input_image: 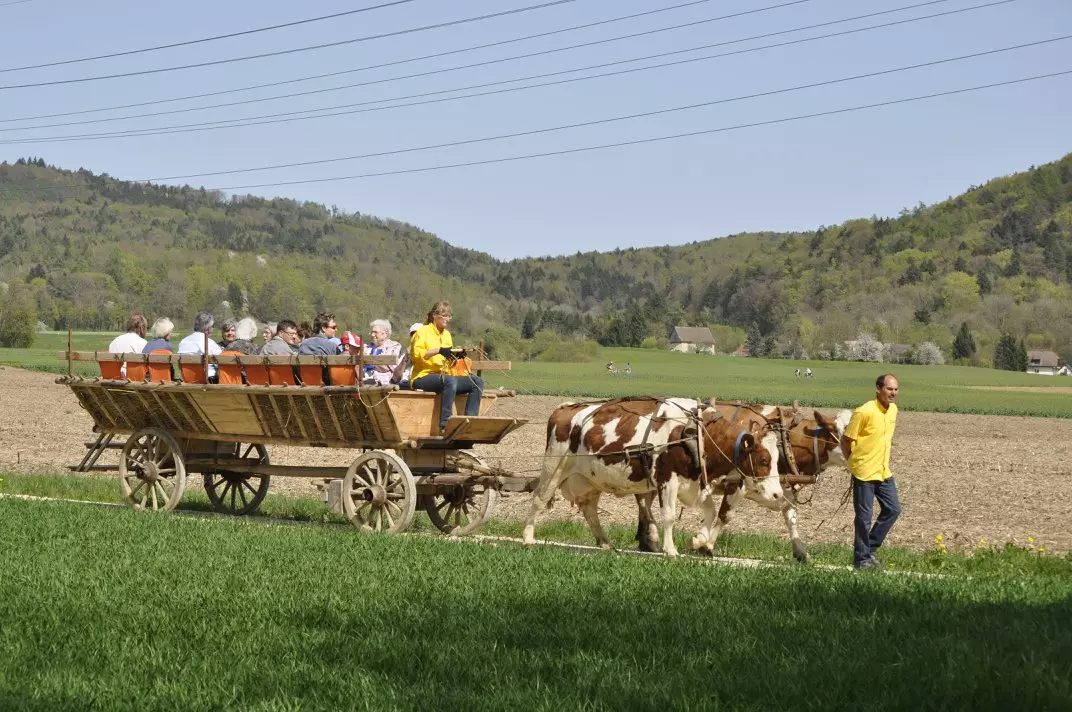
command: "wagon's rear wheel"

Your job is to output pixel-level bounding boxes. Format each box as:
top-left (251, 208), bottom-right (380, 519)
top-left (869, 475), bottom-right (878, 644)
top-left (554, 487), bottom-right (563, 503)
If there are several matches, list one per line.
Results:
top-left (342, 450), bottom-right (416, 533)
top-left (203, 444), bottom-right (270, 516)
top-left (424, 485), bottom-right (499, 536)
top-left (119, 428), bottom-right (186, 512)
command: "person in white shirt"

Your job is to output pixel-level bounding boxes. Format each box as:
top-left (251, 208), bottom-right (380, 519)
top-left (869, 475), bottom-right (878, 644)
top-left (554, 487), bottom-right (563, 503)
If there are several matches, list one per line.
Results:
top-left (177, 311), bottom-right (223, 381)
top-left (108, 313), bottom-right (148, 378)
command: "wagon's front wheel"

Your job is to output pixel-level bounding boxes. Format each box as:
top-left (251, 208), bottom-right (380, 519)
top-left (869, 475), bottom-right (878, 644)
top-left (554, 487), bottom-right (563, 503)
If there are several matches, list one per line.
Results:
top-left (424, 485), bottom-right (499, 536)
top-left (203, 443), bottom-right (270, 516)
top-left (119, 428), bottom-right (186, 512)
top-left (342, 450), bottom-right (416, 533)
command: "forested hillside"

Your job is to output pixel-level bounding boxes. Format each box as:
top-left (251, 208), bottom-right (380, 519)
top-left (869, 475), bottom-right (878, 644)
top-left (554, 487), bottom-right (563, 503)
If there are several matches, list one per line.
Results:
top-left (2, 153), bottom-right (1071, 362)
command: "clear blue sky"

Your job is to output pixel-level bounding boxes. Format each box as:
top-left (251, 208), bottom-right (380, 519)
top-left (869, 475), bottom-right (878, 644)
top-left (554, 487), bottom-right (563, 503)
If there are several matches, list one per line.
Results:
top-left (1, 0), bottom-right (1070, 259)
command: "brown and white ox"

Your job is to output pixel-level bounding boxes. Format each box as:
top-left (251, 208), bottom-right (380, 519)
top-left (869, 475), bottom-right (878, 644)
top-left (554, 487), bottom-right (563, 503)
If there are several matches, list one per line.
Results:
top-left (521, 397), bottom-right (785, 557)
top-left (634, 402), bottom-right (851, 562)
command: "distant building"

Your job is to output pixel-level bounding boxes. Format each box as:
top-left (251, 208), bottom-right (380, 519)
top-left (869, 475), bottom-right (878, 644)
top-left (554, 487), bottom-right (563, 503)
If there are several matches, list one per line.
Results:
top-left (668, 326), bottom-right (716, 354)
top-left (1027, 350), bottom-right (1061, 375)
top-left (885, 344), bottom-right (912, 363)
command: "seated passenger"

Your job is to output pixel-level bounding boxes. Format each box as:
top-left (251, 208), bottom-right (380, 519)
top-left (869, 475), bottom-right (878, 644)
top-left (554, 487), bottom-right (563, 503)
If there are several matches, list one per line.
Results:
top-left (218, 320), bottom-right (237, 350)
top-left (142, 317), bottom-right (175, 353)
top-left (391, 322), bottom-right (423, 388)
top-left (224, 317), bottom-right (260, 355)
top-left (297, 312), bottom-right (342, 356)
top-left (109, 313), bottom-right (147, 377)
top-left (410, 301), bottom-right (484, 435)
top-left (363, 319), bottom-right (402, 386)
top-left (261, 322), bottom-right (277, 346)
top-left (177, 311), bottom-right (224, 381)
top-left (261, 319), bottom-right (300, 355)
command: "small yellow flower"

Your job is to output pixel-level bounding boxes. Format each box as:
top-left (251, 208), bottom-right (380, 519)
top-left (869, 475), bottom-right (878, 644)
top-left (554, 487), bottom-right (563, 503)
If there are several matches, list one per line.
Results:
top-left (935, 534), bottom-right (944, 542)
top-left (1038, 547), bottom-right (1045, 554)
top-left (1028, 537), bottom-right (1035, 545)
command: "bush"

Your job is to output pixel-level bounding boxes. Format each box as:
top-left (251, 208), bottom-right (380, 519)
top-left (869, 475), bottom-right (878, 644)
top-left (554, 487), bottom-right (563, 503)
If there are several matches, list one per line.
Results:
top-left (847, 333), bottom-right (885, 362)
top-left (911, 341), bottom-right (945, 365)
top-left (481, 326), bottom-right (524, 360)
top-left (640, 336), bottom-right (668, 349)
top-left (535, 339), bottom-right (601, 363)
top-left (0, 285), bottom-right (38, 348)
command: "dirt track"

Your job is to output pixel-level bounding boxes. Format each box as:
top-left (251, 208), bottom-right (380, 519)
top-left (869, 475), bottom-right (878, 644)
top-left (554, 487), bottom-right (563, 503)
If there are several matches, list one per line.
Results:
top-left (2, 366), bottom-right (1070, 554)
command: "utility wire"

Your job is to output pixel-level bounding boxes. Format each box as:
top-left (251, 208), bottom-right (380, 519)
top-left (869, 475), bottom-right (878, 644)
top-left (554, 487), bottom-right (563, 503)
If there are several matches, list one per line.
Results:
top-left (0, 0), bottom-right (584, 90)
top-left (0, 0), bottom-right (1018, 144)
top-left (0, 0), bottom-right (739, 122)
top-left (137, 36), bottom-right (1071, 183)
top-left (0, 1), bottom-right (416, 74)
top-left (0, 0), bottom-right (812, 125)
top-left (0, 0), bottom-right (967, 132)
top-left (204, 70), bottom-right (1072, 192)
top-left (0, 0), bottom-right (35, 7)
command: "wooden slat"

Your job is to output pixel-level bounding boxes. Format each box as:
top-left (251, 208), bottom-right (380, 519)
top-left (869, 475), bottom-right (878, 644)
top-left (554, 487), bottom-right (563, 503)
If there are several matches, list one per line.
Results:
top-left (59, 351), bottom-right (397, 366)
top-left (440, 416), bottom-right (527, 444)
top-left (322, 395), bottom-right (346, 440)
top-left (285, 395), bottom-right (310, 439)
top-left (191, 392), bottom-right (264, 436)
top-left (146, 389), bottom-right (186, 432)
top-left (266, 394), bottom-right (288, 437)
top-left (465, 360), bottom-right (511, 370)
top-left (303, 393), bottom-right (328, 441)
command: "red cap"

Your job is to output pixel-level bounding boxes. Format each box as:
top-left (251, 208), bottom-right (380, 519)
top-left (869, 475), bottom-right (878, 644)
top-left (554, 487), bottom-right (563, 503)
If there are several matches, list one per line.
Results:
top-left (340, 331), bottom-right (362, 348)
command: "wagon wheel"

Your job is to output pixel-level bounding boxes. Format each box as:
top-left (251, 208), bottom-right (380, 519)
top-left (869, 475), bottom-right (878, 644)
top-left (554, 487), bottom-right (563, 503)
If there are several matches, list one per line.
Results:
top-left (424, 485), bottom-right (499, 536)
top-left (342, 450), bottom-right (416, 534)
top-left (119, 428), bottom-right (187, 512)
top-left (203, 444), bottom-right (271, 516)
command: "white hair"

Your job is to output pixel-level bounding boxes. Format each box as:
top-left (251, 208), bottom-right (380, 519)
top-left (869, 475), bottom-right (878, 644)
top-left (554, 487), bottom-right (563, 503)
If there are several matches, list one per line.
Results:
top-left (235, 316), bottom-right (258, 341)
top-left (370, 319), bottom-right (392, 338)
top-left (150, 317), bottom-right (174, 339)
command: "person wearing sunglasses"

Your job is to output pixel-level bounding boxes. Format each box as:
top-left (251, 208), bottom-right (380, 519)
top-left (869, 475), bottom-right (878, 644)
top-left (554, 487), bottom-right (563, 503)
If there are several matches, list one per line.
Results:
top-left (297, 312), bottom-right (342, 356)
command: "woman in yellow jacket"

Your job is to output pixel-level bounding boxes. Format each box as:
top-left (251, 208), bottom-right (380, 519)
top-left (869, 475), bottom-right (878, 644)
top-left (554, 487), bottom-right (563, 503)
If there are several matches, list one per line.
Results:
top-left (409, 301), bottom-right (485, 434)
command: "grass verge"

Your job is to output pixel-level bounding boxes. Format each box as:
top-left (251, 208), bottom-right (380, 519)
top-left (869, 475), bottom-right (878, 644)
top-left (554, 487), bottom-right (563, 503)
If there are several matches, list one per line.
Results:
top-left (2, 494), bottom-right (1070, 711)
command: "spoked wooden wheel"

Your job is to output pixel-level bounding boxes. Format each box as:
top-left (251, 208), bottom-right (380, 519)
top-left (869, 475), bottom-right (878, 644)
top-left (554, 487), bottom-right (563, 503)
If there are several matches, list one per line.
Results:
top-left (119, 428), bottom-right (186, 511)
top-left (203, 444), bottom-right (270, 516)
top-left (424, 485), bottom-right (499, 536)
top-left (342, 450), bottom-right (416, 533)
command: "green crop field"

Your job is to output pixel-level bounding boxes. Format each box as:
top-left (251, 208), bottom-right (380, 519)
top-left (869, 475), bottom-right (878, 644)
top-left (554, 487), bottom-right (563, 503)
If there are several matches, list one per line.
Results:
top-left (485, 347), bottom-right (1072, 418)
top-left (1, 488), bottom-right (1070, 711)
top-left (0, 331), bottom-right (118, 377)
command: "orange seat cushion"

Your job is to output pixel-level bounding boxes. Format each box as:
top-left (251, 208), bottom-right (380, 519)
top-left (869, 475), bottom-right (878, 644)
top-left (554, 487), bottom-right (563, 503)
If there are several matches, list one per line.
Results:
top-left (217, 350), bottom-right (245, 385)
top-left (100, 361), bottom-right (123, 379)
top-left (328, 365), bottom-right (356, 386)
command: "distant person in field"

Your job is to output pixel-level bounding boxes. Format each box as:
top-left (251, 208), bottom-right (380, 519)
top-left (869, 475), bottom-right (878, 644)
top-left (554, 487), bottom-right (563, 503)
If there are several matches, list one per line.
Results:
top-left (142, 318), bottom-right (174, 353)
top-left (223, 317), bottom-right (260, 355)
top-left (805, 367), bottom-right (814, 378)
top-left (177, 311), bottom-right (223, 380)
top-left (108, 313), bottom-right (147, 378)
top-left (261, 319), bottom-right (299, 355)
top-left (410, 301), bottom-right (484, 434)
top-left (364, 319), bottom-right (402, 386)
top-left (298, 312), bottom-right (342, 356)
top-left (841, 373), bottom-right (902, 571)
top-left (391, 322), bottom-right (423, 388)
top-left (218, 320), bottom-right (237, 350)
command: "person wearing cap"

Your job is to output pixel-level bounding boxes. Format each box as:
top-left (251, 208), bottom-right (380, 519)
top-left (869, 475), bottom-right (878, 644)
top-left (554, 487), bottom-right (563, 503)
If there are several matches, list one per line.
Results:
top-left (363, 319), bottom-right (402, 386)
top-left (410, 301), bottom-right (484, 435)
top-left (391, 322), bottom-right (424, 387)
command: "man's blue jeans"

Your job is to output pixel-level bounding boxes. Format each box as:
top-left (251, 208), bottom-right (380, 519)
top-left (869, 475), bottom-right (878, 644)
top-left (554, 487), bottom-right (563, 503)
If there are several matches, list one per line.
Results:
top-left (411, 374), bottom-right (485, 432)
top-left (852, 476), bottom-right (901, 567)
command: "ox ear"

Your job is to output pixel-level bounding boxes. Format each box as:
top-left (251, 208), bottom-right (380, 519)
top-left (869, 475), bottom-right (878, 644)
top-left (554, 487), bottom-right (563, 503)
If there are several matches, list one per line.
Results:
top-left (739, 433), bottom-right (756, 453)
top-left (748, 420), bottom-right (762, 434)
top-left (813, 409), bottom-right (833, 430)
top-left (707, 396), bottom-right (719, 408)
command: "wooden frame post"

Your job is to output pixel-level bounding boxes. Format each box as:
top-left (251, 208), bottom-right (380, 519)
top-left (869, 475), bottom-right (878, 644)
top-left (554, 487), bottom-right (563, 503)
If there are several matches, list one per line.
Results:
top-left (67, 328), bottom-right (72, 377)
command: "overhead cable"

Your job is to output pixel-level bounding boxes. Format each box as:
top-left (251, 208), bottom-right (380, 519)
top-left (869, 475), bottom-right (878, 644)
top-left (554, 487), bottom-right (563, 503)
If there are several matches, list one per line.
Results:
top-left (1, 0), bottom-right (970, 131)
top-left (205, 70), bottom-right (1072, 191)
top-left (137, 36), bottom-right (1072, 182)
top-left (0, 0), bottom-right (584, 90)
top-left (0, 0), bottom-right (1020, 144)
top-left (0, 1), bottom-right (417, 74)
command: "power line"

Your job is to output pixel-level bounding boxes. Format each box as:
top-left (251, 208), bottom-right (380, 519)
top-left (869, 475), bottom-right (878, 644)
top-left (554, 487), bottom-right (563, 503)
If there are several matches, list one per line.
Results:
top-left (0, 0), bottom-right (962, 133)
top-left (203, 70), bottom-right (1072, 192)
top-left (0, 1), bottom-right (417, 74)
top-left (0, 0), bottom-right (806, 124)
top-left (0, 0), bottom-right (35, 7)
top-left (0, 0), bottom-right (1018, 145)
top-left (134, 37), bottom-right (1071, 183)
top-left (0, 0), bottom-right (584, 91)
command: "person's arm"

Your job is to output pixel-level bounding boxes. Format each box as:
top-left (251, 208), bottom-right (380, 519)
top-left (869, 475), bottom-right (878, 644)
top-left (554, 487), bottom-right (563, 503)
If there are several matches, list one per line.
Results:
top-left (840, 436), bottom-right (854, 461)
top-left (840, 410), bottom-right (866, 462)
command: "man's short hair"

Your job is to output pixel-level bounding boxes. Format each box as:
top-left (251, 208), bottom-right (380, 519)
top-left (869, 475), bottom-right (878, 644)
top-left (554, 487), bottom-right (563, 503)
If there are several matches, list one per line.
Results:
top-left (876, 373), bottom-right (897, 388)
top-left (193, 311), bottom-right (215, 333)
top-left (125, 313), bottom-right (147, 334)
top-left (313, 312), bottom-right (336, 334)
top-left (276, 319), bottom-right (297, 335)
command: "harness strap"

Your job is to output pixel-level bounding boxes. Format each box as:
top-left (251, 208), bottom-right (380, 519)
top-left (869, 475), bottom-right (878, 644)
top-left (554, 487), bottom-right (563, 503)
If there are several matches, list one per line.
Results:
top-left (732, 430), bottom-right (749, 466)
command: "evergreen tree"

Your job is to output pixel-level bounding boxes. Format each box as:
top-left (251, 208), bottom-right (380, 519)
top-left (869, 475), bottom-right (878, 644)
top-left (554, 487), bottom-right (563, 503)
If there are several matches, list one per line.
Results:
top-left (1015, 339), bottom-right (1029, 372)
top-left (993, 333), bottom-right (1017, 371)
top-left (761, 334), bottom-right (778, 359)
top-left (745, 323), bottom-right (763, 357)
top-left (520, 310), bottom-right (537, 339)
top-left (976, 271), bottom-right (992, 294)
top-left (952, 322), bottom-right (976, 360)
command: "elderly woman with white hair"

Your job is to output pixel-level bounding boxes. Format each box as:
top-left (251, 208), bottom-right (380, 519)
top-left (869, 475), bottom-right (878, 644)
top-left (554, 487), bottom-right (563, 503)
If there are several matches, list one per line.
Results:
top-left (363, 319), bottom-right (403, 386)
top-left (222, 317), bottom-right (261, 355)
top-left (142, 317), bottom-right (175, 353)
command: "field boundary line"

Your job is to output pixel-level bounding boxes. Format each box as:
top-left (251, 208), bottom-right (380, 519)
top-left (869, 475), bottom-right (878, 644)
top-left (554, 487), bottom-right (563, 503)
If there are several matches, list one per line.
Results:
top-left (0, 492), bottom-right (945, 578)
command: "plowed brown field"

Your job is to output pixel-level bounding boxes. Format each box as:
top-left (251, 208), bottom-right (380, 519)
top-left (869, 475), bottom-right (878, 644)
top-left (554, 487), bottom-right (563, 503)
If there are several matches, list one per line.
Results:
top-left (2, 366), bottom-right (1070, 553)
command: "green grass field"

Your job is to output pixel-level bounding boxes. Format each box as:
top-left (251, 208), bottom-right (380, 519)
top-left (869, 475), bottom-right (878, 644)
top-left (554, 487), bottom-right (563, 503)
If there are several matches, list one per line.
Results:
top-left (485, 347), bottom-right (1072, 418)
top-left (2, 335), bottom-right (1070, 416)
top-left (1, 487), bottom-right (1070, 711)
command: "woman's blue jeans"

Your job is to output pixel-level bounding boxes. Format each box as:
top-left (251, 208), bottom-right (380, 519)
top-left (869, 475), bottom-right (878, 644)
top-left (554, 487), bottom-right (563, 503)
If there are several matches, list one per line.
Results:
top-left (411, 374), bottom-right (485, 431)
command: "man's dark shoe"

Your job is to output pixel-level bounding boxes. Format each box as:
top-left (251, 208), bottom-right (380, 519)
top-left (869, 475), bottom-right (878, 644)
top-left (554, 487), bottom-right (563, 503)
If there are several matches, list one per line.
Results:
top-left (854, 558), bottom-right (883, 571)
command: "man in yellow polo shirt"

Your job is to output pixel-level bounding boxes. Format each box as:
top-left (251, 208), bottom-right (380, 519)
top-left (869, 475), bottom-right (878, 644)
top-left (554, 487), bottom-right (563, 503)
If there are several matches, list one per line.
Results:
top-left (840, 373), bottom-right (902, 570)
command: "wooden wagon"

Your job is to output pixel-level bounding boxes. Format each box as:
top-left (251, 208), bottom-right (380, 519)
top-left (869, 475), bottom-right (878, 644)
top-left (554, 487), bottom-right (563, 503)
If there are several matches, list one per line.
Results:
top-left (58, 350), bottom-right (531, 536)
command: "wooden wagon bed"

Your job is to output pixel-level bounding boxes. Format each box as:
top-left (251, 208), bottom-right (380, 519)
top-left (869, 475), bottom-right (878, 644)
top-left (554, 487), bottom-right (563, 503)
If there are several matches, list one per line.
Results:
top-left (58, 350), bottom-right (532, 536)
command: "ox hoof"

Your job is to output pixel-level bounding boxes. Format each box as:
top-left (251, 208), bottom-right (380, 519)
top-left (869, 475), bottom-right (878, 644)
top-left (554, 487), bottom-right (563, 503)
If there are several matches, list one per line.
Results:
top-left (637, 537), bottom-right (659, 553)
top-left (791, 540), bottom-right (811, 564)
top-left (694, 546), bottom-right (714, 558)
